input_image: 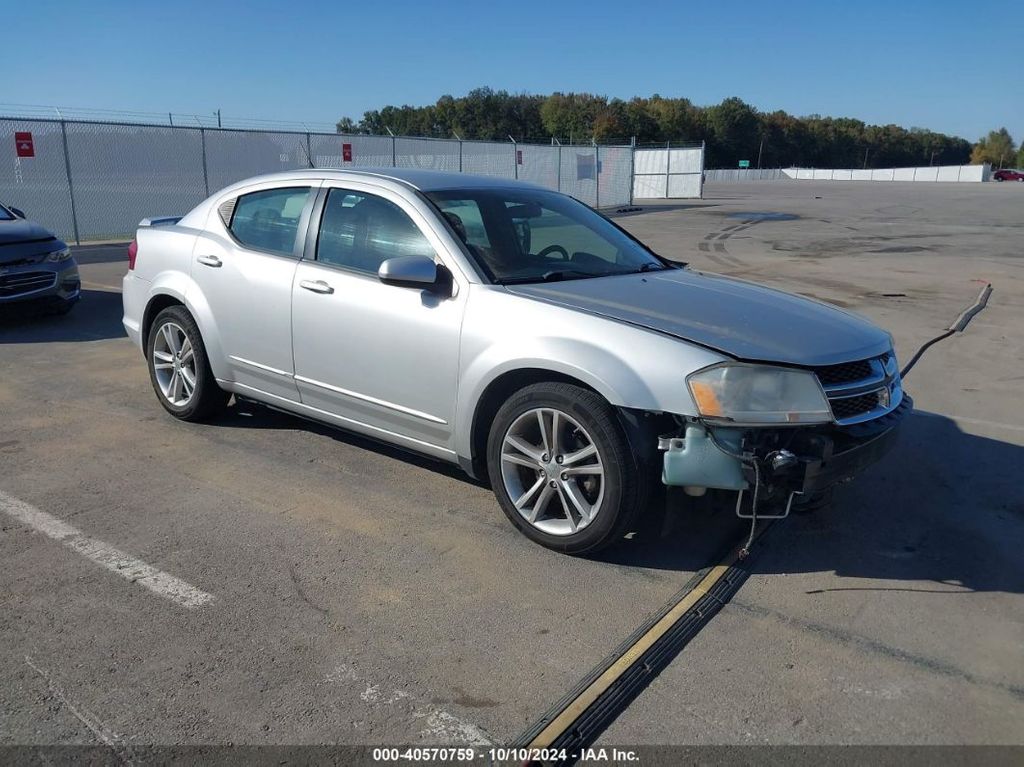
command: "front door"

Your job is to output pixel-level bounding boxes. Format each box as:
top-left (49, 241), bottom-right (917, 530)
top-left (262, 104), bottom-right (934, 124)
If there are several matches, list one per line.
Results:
top-left (291, 184), bottom-right (464, 453)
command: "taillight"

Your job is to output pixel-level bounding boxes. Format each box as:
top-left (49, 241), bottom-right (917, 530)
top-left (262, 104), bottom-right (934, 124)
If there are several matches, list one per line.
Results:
top-left (127, 239), bottom-right (138, 270)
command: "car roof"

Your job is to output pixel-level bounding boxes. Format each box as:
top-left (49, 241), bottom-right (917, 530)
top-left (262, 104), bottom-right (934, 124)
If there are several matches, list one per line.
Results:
top-left (226, 168), bottom-right (547, 194)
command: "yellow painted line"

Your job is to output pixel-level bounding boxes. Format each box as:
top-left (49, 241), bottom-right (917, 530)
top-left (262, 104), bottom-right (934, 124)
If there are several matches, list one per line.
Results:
top-left (527, 557), bottom-right (737, 749)
top-left (81, 280), bottom-right (121, 291)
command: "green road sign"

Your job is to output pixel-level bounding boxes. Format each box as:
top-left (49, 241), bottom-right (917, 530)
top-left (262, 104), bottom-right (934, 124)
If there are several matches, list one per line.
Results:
top-left (738, 160), bottom-right (750, 168)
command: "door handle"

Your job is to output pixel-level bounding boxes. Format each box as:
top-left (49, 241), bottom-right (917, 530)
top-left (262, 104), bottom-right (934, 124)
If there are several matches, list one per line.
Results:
top-left (299, 279), bottom-right (334, 295)
top-left (197, 255), bottom-right (222, 268)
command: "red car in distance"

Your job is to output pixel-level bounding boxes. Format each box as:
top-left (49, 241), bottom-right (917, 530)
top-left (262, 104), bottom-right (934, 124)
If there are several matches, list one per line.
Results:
top-left (993, 168), bottom-right (1024, 181)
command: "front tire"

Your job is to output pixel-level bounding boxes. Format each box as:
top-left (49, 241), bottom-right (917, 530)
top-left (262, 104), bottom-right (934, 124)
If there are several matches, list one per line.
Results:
top-left (147, 306), bottom-right (228, 422)
top-left (486, 382), bottom-right (648, 555)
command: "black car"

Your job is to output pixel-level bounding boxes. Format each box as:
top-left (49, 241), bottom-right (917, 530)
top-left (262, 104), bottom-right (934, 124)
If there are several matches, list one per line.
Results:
top-left (0, 202), bottom-right (79, 314)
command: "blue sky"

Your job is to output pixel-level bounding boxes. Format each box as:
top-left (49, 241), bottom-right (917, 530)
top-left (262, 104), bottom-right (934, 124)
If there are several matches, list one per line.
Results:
top-left (3, 0), bottom-right (1021, 142)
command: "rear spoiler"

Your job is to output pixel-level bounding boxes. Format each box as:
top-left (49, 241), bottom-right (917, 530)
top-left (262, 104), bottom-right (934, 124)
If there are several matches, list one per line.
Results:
top-left (138, 216), bottom-right (182, 228)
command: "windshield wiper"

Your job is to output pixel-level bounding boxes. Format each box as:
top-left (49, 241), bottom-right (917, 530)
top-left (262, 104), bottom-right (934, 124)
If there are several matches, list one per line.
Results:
top-left (502, 269), bottom-right (597, 285)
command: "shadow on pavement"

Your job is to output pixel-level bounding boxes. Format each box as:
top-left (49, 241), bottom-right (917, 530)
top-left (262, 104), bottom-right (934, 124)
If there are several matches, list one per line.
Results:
top-left (747, 411), bottom-right (1024, 596)
top-left (212, 399), bottom-right (487, 487)
top-left (615, 203), bottom-right (718, 217)
top-left (602, 412), bottom-right (1023, 593)
top-left (143, 374), bottom-right (1024, 592)
top-left (0, 289), bottom-right (126, 343)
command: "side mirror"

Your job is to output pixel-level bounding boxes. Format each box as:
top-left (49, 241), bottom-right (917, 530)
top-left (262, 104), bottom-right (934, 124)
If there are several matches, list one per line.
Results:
top-left (9, 207), bottom-right (25, 218)
top-left (378, 255), bottom-right (438, 289)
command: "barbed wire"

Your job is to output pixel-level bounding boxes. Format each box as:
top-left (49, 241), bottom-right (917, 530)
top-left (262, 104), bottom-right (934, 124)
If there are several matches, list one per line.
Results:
top-left (0, 104), bottom-right (638, 145)
top-left (0, 103), bottom-right (339, 133)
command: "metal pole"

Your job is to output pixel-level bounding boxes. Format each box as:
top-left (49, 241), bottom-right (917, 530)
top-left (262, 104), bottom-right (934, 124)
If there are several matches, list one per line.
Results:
top-left (700, 140), bottom-right (706, 199)
top-left (454, 132), bottom-right (463, 173)
top-left (665, 140), bottom-right (670, 199)
top-left (306, 132), bottom-right (313, 168)
top-left (510, 135), bottom-right (518, 180)
top-left (756, 137), bottom-right (763, 169)
top-left (557, 140), bottom-right (562, 193)
top-left (200, 127), bottom-right (210, 196)
top-left (59, 119), bottom-right (80, 245)
top-left (386, 127), bottom-right (396, 167)
top-left (595, 145), bottom-right (600, 208)
top-left (217, 109), bottom-right (221, 128)
top-left (629, 136), bottom-right (636, 205)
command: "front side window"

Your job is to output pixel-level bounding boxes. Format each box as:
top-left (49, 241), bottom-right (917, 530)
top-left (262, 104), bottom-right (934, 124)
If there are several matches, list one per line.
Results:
top-left (229, 187), bottom-right (311, 256)
top-left (316, 189), bottom-right (435, 274)
top-left (426, 188), bottom-right (665, 284)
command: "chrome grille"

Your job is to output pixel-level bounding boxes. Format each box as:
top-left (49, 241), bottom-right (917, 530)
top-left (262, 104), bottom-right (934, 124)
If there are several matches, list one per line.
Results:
top-left (0, 271), bottom-right (57, 298)
top-left (829, 392), bottom-right (882, 420)
top-left (813, 352), bottom-right (901, 425)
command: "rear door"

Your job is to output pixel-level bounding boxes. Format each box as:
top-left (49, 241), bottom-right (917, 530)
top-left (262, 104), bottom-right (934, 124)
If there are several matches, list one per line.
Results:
top-left (290, 182), bottom-right (465, 454)
top-left (189, 183), bottom-right (315, 402)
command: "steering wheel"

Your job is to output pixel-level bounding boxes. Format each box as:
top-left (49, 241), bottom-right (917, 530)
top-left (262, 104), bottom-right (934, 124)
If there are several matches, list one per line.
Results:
top-left (537, 244), bottom-right (569, 260)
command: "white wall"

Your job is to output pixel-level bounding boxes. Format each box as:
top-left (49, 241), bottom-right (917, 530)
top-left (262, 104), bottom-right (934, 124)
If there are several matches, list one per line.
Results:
top-left (782, 164), bottom-right (990, 183)
top-left (703, 168), bottom-right (787, 181)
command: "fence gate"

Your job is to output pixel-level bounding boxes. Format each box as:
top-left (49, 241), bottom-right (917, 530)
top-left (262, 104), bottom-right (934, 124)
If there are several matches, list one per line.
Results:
top-left (632, 143), bottom-right (705, 199)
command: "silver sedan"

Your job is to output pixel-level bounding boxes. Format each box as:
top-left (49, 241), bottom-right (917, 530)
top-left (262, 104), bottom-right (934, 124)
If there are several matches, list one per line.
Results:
top-left (122, 169), bottom-right (909, 554)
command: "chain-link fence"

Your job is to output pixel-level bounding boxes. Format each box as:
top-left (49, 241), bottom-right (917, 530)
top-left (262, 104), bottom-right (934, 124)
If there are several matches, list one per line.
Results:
top-left (0, 117), bottom-right (696, 242)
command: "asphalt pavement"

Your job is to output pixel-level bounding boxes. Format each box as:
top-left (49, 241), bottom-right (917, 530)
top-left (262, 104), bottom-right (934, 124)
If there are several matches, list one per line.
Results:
top-left (1, 180), bottom-right (1021, 755)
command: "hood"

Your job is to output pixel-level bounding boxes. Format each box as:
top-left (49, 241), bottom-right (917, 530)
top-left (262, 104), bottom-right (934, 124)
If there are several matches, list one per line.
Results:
top-left (0, 217), bottom-right (62, 264)
top-left (506, 268), bottom-right (892, 366)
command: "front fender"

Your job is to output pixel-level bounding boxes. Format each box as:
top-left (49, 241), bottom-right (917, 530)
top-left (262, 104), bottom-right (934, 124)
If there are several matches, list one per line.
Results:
top-left (453, 287), bottom-right (729, 461)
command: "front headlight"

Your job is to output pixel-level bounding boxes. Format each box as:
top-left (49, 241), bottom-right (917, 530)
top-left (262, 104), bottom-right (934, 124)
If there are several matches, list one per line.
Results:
top-left (44, 246), bottom-right (73, 263)
top-left (687, 363), bottom-right (832, 425)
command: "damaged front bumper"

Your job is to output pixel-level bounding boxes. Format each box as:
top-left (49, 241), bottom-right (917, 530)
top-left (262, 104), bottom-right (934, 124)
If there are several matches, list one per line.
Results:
top-left (661, 393), bottom-right (912, 503)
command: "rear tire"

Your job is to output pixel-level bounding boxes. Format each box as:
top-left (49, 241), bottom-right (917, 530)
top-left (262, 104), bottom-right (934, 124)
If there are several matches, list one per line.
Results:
top-left (147, 306), bottom-right (228, 422)
top-left (486, 382), bottom-right (649, 555)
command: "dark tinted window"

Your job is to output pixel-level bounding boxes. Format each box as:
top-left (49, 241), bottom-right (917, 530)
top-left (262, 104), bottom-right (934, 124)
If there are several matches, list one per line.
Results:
top-left (426, 188), bottom-right (663, 284)
top-left (316, 189), bottom-right (434, 274)
top-left (229, 187), bottom-right (311, 256)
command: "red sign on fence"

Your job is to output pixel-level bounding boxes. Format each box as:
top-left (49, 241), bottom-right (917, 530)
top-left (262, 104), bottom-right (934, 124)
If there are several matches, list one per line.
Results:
top-left (15, 131), bottom-right (34, 158)
top-left (342, 143), bottom-right (352, 162)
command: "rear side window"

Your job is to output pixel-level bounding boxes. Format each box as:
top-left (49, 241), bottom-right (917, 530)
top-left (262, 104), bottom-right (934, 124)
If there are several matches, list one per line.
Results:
top-left (316, 188), bottom-right (435, 275)
top-left (228, 187), bottom-right (311, 256)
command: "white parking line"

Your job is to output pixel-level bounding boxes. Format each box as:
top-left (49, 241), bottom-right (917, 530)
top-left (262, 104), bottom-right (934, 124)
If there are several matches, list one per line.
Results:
top-left (81, 280), bottom-right (122, 291)
top-left (0, 490), bottom-right (213, 608)
top-left (24, 655), bottom-right (124, 750)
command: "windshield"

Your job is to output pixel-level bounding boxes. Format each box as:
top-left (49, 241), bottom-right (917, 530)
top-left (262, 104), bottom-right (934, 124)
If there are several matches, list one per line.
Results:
top-left (426, 188), bottom-right (667, 284)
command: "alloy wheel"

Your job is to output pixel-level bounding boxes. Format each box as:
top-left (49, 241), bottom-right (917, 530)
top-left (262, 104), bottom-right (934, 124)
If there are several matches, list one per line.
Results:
top-left (152, 321), bottom-right (197, 407)
top-left (500, 407), bottom-right (605, 536)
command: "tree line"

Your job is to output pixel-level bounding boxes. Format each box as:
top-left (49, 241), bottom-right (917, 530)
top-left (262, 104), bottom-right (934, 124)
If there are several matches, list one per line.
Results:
top-left (335, 87), bottom-right (1007, 169)
top-left (969, 128), bottom-right (1023, 169)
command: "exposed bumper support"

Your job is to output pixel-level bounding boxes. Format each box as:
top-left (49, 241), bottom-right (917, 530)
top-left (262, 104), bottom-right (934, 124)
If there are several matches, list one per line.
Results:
top-left (661, 394), bottom-right (912, 497)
